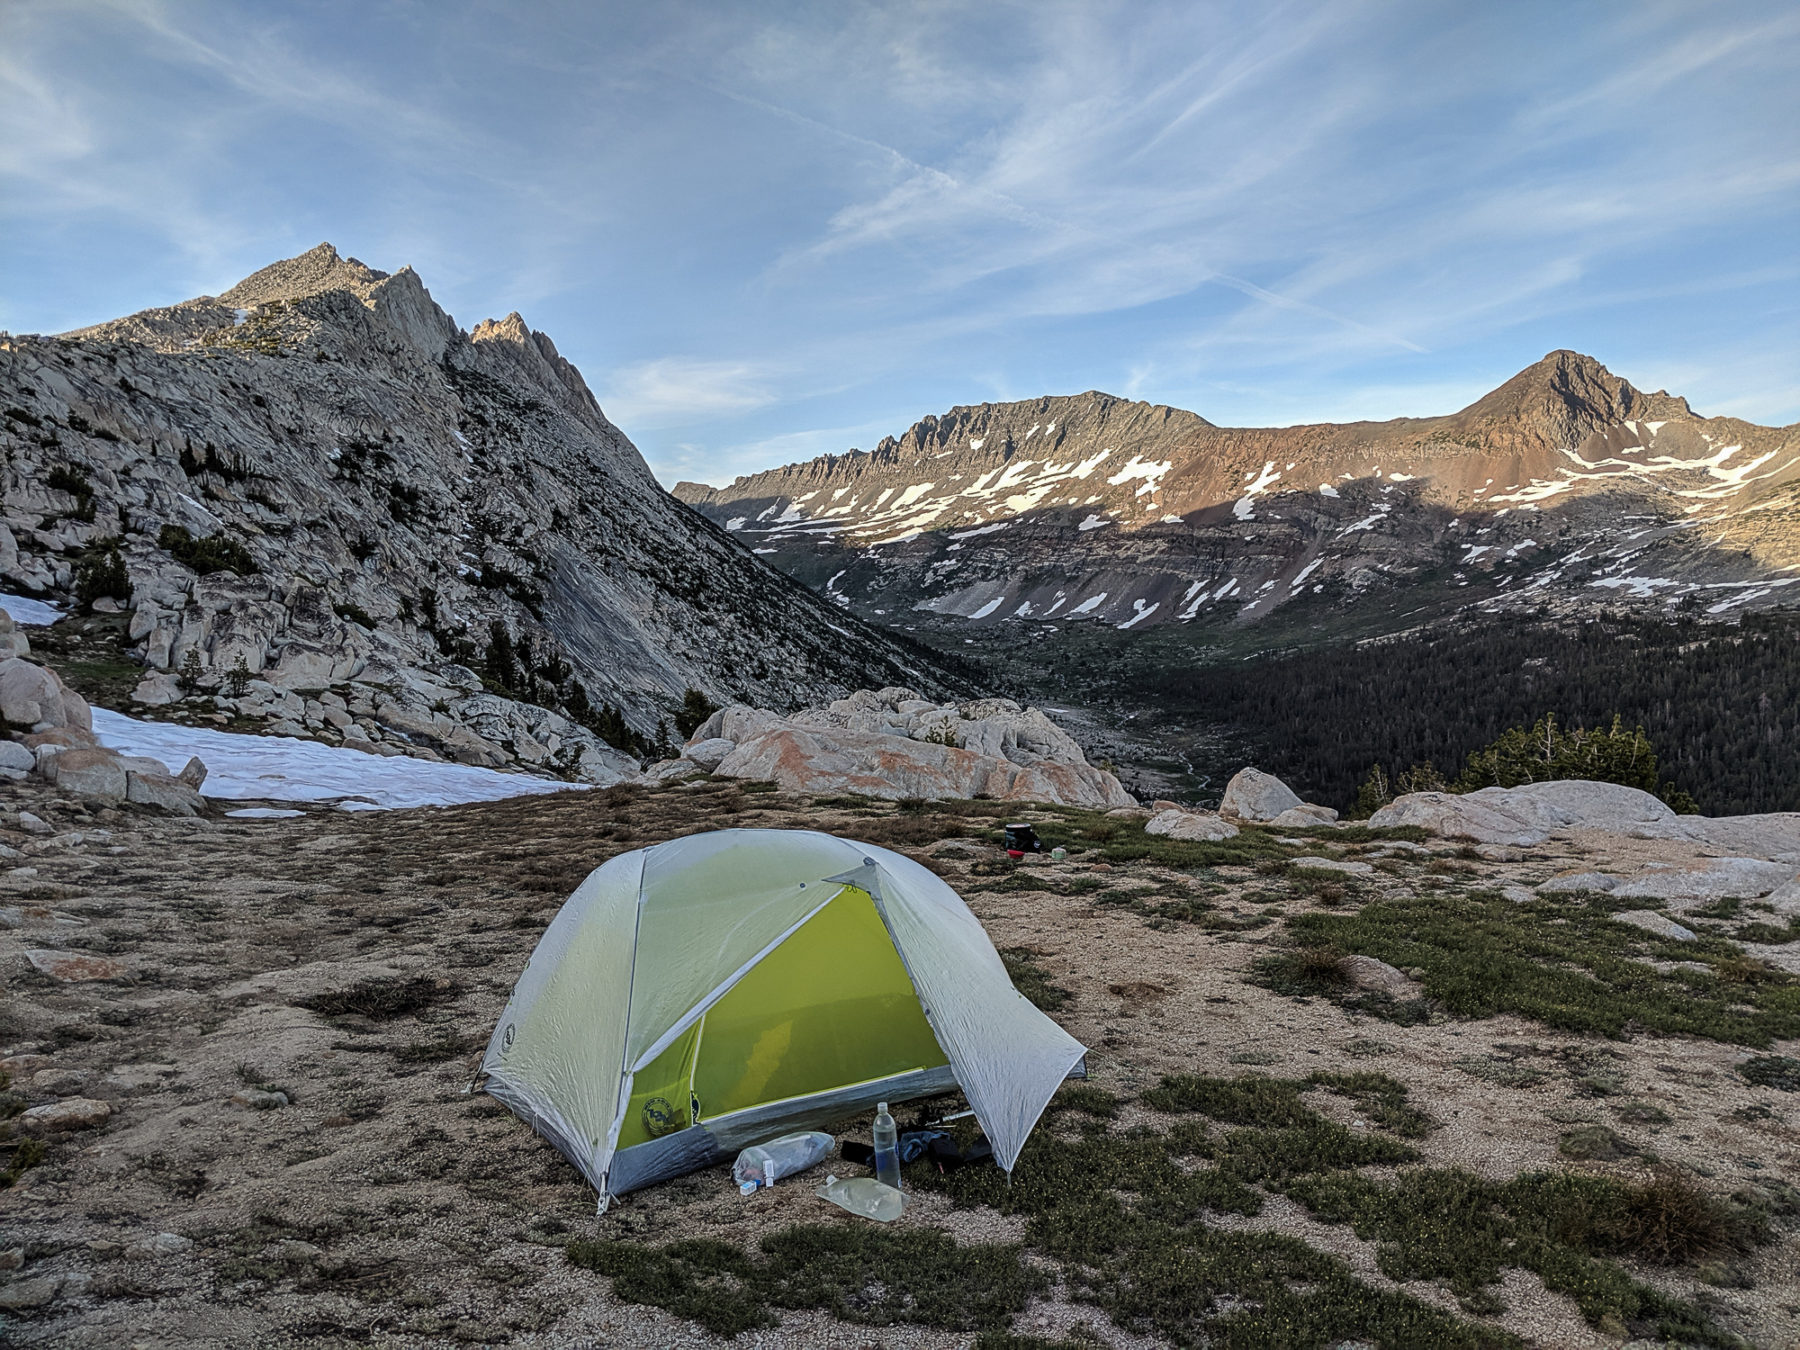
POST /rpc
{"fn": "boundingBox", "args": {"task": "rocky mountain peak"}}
[468,311,612,440]
[219,242,387,307]
[1449,349,1697,450]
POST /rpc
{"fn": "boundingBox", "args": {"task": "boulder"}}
[23,725,99,753]
[26,949,128,982]
[41,746,128,801]
[230,1088,289,1110]
[125,770,204,816]
[1338,955,1420,999]
[683,737,736,772]
[1144,808,1239,842]
[30,1068,93,1096]
[1767,876,1800,915]
[1269,804,1339,828]
[1612,910,1697,942]
[1630,812,1800,861]
[20,1097,113,1132]
[0,656,64,726]
[1609,858,1797,909]
[59,685,93,733]
[1219,768,1303,822]
[1537,872,1620,894]
[130,671,183,705]
[178,756,207,788]
[1290,856,1374,875]
[0,739,33,778]
[0,1277,62,1311]
[689,703,783,746]
[0,607,28,659]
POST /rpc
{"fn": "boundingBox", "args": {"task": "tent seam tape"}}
[598,849,651,1198]
[627,885,846,1073]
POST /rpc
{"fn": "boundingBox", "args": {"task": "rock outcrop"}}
[658,687,1136,809]
[1368,781,1677,847]
[1371,780,1800,868]
[0,607,205,812]
[0,243,967,787]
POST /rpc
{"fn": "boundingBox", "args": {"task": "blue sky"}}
[3,1,1797,487]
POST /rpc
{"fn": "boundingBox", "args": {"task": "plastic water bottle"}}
[873,1102,901,1191]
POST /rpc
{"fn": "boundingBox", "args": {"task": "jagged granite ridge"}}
[0,243,968,780]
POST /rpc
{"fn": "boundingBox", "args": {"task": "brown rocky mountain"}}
[675,353,1799,635]
[0,244,962,780]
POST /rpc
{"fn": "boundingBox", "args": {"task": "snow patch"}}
[91,709,585,811]
[948,521,1012,540]
[1105,455,1173,489]
[1117,600,1159,630]
[968,595,1006,620]
[725,517,747,531]
[1067,593,1108,616]
[1317,484,1339,498]
[1077,513,1114,531]
[0,594,64,626]
[1289,559,1323,589]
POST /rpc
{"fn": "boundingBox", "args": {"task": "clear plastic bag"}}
[732,1130,834,1191]
[815,1172,904,1222]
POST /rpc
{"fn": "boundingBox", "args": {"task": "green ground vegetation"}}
[578,1070,1780,1344]
[1258,889,1800,1046]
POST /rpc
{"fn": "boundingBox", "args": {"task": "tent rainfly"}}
[478,829,1087,1209]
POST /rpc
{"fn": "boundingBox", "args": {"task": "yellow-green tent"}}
[479,829,1087,1208]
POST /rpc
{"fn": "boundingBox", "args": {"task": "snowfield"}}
[91,708,584,811]
[1,593,66,626]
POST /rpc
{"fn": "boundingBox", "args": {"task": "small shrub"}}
[673,686,721,741]
[225,654,253,699]
[158,523,258,576]
[47,464,96,522]
[74,541,130,607]
[1620,1170,1737,1265]
[1455,713,1697,813]
[1142,1074,1317,1127]
[1558,1124,1639,1161]
[297,976,461,1020]
[1740,1055,1800,1091]
[1049,1084,1120,1119]
[177,647,203,692]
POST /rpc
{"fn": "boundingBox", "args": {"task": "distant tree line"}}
[1112,609,1800,816]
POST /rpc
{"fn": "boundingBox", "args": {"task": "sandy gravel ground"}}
[0,777,1795,1348]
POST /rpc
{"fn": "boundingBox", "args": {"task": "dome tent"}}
[479,829,1087,1208]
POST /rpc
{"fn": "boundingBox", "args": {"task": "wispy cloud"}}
[598,358,781,429]
[2,0,1795,464]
